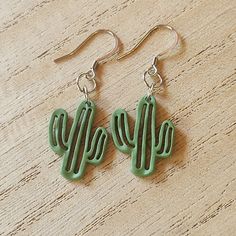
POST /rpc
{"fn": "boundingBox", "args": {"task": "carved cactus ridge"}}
[49,100,108,180]
[111,95,174,177]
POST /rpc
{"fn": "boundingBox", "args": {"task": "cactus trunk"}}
[131,96,157,176]
[111,95,174,177]
[49,100,108,180]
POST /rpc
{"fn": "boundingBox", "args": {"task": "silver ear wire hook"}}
[117,24,179,96]
[117,25,179,60]
[54,29,121,100]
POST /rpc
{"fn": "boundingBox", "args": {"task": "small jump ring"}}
[86,68,96,79]
[143,70,163,89]
[76,72,97,94]
[147,65,158,76]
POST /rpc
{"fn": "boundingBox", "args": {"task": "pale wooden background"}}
[1,0,236,235]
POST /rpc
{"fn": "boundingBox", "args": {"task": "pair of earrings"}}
[49,25,179,181]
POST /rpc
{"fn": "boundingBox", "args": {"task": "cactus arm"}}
[49,109,68,156]
[111,109,133,154]
[155,120,175,158]
[87,127,108,165]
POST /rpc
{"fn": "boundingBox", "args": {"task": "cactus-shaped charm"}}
[111,95,174,177]
[49,100,108,180]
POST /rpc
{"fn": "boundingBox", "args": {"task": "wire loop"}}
[54,29,120,64]
[117,24,179,94]
[54,29,121,99]
[117,25,179,60]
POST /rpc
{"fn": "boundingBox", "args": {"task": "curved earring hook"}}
[117,24,179,61]
[54,29,121,66]
[53,29,121,100]
[117,24,179,97]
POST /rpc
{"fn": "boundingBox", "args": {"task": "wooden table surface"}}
[1,0,236,235]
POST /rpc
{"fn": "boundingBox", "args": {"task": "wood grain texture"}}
[0,0,236,235]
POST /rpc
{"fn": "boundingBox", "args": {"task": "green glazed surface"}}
[111,95,174,177]
[49,100,108,180]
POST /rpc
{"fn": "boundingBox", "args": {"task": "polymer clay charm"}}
[111,95,174,177]
[49,100,108,180]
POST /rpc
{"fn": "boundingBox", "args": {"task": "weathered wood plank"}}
[1,0,235,235]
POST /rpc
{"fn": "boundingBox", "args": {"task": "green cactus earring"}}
[111,25,179,177]
[49,29,121,180]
